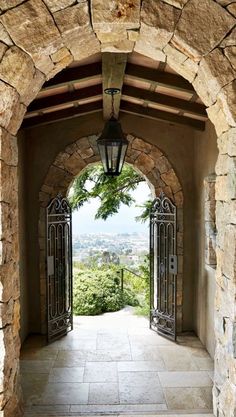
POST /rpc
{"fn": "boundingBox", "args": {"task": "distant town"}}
[73,232,149,267]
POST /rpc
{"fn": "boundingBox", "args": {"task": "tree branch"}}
[114,178,145,194]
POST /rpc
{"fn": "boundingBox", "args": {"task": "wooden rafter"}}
[120,101,205,130]
[102,53,127,120]
[23,99,204,130]
[27,84,103,113]
[125,63,195,93]
[43,62,102,90]
[22,100,102,128]
[122,85,207,119]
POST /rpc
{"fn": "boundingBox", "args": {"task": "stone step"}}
[24,412,214,417]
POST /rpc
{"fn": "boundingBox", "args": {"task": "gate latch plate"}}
[169,255,177,274]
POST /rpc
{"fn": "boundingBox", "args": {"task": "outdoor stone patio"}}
[21,308,214,416]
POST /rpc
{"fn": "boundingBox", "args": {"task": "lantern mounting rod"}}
[104,88,121,119]
[104,88,121,95]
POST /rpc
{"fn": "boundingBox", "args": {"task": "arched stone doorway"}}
[0,1,235,416]
[38,134,183,336]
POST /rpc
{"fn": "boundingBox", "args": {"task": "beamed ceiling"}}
[23,52,207,131]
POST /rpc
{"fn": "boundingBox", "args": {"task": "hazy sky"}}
[72,181,151,235]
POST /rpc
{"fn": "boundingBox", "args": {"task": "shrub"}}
[73,267,138,315]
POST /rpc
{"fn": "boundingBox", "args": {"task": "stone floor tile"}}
[22,335,47,349]
[84,361,118,382]
[208,370,214,381]
[159,371,213,387]
[171,415,213,417]
[24,404,70,416]
[131,346,163,361]
[119,383,165,404]
[40,382,89,404]
[70,403,168,413]
[97,334,130,350]
[20,360,53,374]
[20,348,58,361]
[21,374,49,405]
[129,333,174,346]
[158,346,199,371]
[53,350,86,367]
[98,328,128,336]
[116,414,213,417]
[88,382,119,404]
[68,330,97,339]
[49,367,84,382]
[164,386,213,410]
[188,346,213,358]
[194,357,214,371]
[177,334,204,348]
[118,370,161,386]
[21,309,215,415]
[52,337,96,350]
[117,360,166,372]
[87,349,132,361]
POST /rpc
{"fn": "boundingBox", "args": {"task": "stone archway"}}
[0,1,235,416]
[38,134,184,334]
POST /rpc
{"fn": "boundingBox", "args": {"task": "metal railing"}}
[118,267,144,292]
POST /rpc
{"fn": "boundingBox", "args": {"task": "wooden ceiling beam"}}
[27,84,103,113]
[42,61,195,100]
[120,100,205,130]
[22,100,103,128]
[122,85,207,118]
[102,53,127,120]
[22,98,205,130]
[43,62,102,90]
[125,63,195,94]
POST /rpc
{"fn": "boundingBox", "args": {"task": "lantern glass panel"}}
[97,117,128,176]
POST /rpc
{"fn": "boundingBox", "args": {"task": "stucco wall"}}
[194,121,218,358]
[19,111,199,337]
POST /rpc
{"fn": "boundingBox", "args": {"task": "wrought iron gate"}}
[46,195,73,343]
[150,192,177,341]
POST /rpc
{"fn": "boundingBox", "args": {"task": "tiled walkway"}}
[21,307,214,416]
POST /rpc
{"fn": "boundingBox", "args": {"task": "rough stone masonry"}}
[0,0,235,416]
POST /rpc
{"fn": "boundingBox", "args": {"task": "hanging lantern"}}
[97,88,128,176]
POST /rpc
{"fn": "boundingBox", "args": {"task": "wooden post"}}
[102,52,127,120]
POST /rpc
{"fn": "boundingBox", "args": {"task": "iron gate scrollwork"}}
[150,192,177,341]
[46,194,73,343]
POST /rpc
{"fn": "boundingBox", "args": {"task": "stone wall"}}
[0,0,234,416]
[38,134,184,334]
[204,175,217,268]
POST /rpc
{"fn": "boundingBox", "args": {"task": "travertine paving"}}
[21,308,214,416]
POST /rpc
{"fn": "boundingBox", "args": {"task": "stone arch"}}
[0,1,234,416]
[40,134,183,204]
[38,134,184,334]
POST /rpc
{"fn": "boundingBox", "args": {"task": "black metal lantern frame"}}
[97,88,128,176]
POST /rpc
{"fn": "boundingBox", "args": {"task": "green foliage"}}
[135,199,153,223]
[127,256,150,317]
[73,266,139,315]
[135,304,150,316]
[69,164,147,220]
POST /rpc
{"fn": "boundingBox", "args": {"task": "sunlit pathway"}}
[21,307,214,416]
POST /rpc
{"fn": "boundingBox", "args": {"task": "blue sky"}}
[72,181,151,235]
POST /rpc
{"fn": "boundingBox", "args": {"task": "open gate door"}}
[150,192,177,341]
[46,194,73,343]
